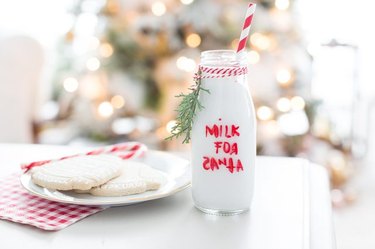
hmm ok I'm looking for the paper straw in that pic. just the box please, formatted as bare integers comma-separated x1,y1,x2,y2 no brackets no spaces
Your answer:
236,2,257,53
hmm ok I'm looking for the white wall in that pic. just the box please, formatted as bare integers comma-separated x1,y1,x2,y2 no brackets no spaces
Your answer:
0,0,74,47
296,0,375,98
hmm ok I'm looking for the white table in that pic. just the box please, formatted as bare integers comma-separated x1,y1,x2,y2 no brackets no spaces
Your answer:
0,144,335,249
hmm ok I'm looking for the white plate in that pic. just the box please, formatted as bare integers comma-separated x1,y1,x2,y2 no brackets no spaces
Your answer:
20,150,191,206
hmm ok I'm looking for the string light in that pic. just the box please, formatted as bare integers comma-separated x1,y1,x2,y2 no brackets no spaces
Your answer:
86,57,100,71
277,97,291,112
63,77,79,93
100,43,114,58
111,95,125,109
98,101,114,118
180,0,194,5
291,96,305,110
152,2,166,16
276,69,292,86
275,0,290,10
250,33,271,50
166,120,177,134
257,106,274,121
186,33,201,48
176,56,196,72
248,51,260,64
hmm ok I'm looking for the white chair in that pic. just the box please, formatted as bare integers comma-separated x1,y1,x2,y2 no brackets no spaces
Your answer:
0,36,44,143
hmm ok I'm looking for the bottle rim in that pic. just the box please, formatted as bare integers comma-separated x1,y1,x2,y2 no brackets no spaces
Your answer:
200,50,246,66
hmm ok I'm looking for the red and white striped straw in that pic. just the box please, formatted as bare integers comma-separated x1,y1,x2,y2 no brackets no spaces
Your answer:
21,142,147,172
236,2,257,53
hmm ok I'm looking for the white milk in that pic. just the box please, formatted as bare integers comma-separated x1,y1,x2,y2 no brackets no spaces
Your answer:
191,50,256,215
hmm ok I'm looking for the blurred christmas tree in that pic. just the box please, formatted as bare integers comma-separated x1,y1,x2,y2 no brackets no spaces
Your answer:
40,0,314,150
37,0,358,204
40,0,355,172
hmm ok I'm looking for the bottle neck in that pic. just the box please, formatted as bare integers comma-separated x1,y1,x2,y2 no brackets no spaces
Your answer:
200,50,246,67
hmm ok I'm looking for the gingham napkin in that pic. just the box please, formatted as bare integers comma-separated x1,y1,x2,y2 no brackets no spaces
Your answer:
0,142,147,231
0,173,106,231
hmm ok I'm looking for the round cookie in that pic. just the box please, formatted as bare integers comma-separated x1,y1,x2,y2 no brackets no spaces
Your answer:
89,161,166,197
31,155,122,191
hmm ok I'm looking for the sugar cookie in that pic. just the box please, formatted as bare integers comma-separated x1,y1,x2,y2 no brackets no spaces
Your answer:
31,155,122,191
89,161,166,197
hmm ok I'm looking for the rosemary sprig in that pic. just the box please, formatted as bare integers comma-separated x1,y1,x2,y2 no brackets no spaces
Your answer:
166,71,209,143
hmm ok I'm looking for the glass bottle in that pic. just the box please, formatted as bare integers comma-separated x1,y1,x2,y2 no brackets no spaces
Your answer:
191,50,256,215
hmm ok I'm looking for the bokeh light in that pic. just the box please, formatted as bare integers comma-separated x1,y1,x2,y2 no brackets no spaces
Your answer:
152,2,166,16
186,33,201,48
275,0,290,10
63,77,79,92
291,96,306,110
166,120,177,134
86,57,101,71
250,33,271,50
111,95,125,109
98,101,114,118
277,97,291,112
276,69,292,86
100,43,114,58
180,0,194,5
257,106,274,121
176,56,196,72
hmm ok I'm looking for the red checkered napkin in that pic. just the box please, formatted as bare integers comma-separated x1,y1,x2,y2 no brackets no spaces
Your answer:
0,142,147,231
0,173,106,231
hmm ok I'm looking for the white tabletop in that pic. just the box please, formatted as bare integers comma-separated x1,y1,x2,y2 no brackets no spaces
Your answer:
0,144,335,249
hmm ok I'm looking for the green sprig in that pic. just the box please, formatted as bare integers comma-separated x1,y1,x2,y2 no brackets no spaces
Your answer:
166,71,209,143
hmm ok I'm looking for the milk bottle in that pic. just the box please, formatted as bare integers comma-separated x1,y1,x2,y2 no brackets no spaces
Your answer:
191,50,256,215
